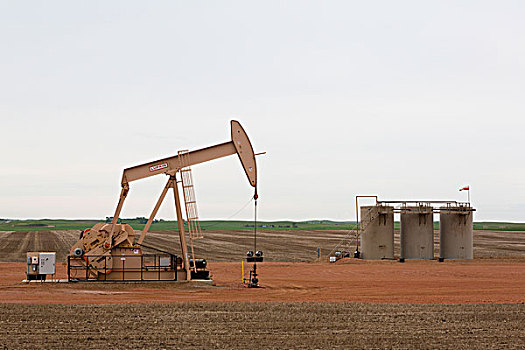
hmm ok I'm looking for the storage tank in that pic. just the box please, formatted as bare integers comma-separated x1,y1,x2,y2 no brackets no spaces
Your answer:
439,206,473,259
360,205,394,260
400,206,434,259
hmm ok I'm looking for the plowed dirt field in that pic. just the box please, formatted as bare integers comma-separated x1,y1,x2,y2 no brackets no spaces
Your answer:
1,302,523,349
1,229,524,349
0,229,523,262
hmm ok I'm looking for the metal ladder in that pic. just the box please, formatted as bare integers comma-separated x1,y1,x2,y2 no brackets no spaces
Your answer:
178,150,204,241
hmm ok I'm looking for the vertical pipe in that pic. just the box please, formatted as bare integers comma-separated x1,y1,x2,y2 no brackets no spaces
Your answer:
241,260,244,283
175,255,178,281
356,197,359,252
254,190,258,252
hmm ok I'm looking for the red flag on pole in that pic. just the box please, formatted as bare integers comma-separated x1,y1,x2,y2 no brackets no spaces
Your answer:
459,186,469,191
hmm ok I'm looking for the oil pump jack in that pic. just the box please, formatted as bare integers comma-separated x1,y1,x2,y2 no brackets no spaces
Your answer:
68,120,259,282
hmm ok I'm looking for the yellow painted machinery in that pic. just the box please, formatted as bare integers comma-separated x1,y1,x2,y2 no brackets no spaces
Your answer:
68,120,258,282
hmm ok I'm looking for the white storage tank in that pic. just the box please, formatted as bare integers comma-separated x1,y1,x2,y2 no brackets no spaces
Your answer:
439,206,474,259
400,206,434,259
360,205,394,260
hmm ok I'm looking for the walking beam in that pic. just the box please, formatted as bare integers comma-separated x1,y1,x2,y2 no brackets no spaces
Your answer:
121,121,257,187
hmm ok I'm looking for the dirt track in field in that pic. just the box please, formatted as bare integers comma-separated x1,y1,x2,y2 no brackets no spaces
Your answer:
1,302,523,349
0,229,523,263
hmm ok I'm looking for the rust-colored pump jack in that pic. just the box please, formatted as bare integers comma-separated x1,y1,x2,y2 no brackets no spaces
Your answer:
244,189,263,288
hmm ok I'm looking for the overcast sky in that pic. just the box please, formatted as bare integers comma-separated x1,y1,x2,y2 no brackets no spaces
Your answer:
1,1,524,222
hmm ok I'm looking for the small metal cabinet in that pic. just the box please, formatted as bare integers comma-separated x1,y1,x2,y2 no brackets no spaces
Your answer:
26,252,56,280
38,252,56,275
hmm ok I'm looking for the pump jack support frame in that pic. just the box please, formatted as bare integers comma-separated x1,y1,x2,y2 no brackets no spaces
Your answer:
105,121,258,281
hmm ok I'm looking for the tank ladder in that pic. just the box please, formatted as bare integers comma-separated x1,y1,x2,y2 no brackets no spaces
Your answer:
178,150,203,272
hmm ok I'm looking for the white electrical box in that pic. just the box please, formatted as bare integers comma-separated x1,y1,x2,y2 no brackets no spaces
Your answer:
26,252,56,280
38,252,56,275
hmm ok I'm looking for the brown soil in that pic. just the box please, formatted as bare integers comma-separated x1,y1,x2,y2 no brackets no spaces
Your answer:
0,229,524,305
0,230,80,262
1,258,524,304
1,229,524,349
0,229,523,263
0,302,523,349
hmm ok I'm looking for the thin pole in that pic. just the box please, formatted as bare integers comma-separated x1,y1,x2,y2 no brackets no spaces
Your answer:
253,187,258,281
355,196,359,252
254,187,258,252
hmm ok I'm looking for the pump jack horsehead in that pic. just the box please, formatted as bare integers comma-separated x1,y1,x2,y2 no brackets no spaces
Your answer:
69,121,258,282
